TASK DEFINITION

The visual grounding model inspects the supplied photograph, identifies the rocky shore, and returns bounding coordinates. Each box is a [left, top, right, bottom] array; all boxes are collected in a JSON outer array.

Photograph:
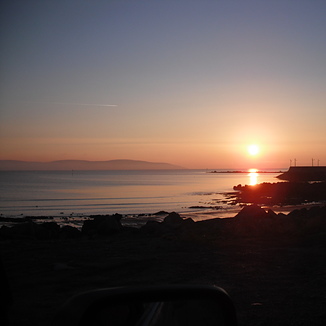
[[233, 181, 326, 206], [1, 205, 326, 325], [1, 205, 326, 241]]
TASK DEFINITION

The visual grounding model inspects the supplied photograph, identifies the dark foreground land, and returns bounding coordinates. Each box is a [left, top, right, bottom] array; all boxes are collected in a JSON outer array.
[[1, 205, 326, 326]]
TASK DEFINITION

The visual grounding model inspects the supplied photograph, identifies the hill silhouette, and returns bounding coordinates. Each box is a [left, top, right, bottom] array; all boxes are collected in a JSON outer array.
[[0, 159, 184, 171]]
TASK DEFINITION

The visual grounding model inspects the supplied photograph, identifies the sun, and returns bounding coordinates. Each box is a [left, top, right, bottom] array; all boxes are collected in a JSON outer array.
[[248, 144, 260, 156]]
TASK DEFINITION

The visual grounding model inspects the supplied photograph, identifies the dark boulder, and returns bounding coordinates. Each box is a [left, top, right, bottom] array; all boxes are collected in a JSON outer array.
[[0, 225, 12, 239], [33, 223, 52, 240], [1, 220, 36, 239], [81, 220, 96, 236], [232, 205, 278, 237], [163, 212, 184, 228], [82, 214, 123, 236], [266, 209, 278, 218], [235, 204, 269, 220], [141, 220, 167, 236], [153, 211, 169, 216], [307, 206, 322, 217], [287, 206, 326, 235], [142, 212, 195, 236], [41, 222, 61, 239], [60, 225, 81, 239], [288, 207, 308, 219], [182, 217, 195, 227], [0, 221, 60, 240]]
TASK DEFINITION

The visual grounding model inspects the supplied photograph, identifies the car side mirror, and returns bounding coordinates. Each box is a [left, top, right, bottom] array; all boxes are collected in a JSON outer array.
[[53, 285, 237, 326]]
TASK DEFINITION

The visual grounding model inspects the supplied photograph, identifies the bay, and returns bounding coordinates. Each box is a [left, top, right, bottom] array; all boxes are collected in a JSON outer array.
[[0, 170, 281, 221]]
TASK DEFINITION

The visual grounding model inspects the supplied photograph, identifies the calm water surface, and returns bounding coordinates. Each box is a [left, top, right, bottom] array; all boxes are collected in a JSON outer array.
[[0, 170, 281, 219]]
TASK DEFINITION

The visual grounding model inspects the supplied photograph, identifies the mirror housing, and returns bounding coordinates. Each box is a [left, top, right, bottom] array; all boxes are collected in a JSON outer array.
[[53, 285, 237, 326]]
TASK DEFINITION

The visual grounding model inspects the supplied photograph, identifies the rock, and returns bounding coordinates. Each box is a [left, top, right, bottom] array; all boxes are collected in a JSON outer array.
[[266, 209, 278, 218], [235, 205, 268, 220], [0, 225, 12, 239], [60, 225, 81, 239], [182, 218, 195, 227], [163, 212, 184, 228], [33, 223, 52, 240], [41, 222, 60, 239], [142, 213, 195, 236], [153, 211, 169, 216], [95, 215, 122, 235], [0, 221, 60, 240], [232, 205, 278, 237], [307, 206, 322, 217], [141, 220, 167, 235], [81, 214, 123, 236], [288, 208, 308, 219], [8, 220, 36, 239], [81, 220, 96, 236]]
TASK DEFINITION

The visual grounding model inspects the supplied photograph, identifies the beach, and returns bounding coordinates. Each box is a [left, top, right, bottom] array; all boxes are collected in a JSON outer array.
[[1, 204, 326, 326], [1, 173, 326, 325]]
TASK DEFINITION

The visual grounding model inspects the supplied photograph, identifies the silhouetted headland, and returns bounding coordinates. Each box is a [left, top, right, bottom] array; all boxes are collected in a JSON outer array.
[[277, 166, 326, 181], [233, 181, 326, 206]]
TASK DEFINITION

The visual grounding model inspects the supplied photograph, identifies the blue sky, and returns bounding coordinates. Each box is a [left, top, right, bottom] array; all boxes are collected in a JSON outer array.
[[1, 0, 326, 168]]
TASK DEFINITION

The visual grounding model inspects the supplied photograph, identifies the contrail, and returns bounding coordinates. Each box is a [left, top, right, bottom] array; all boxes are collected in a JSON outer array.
[[8, 100, 118, 107], [49, 102, 118, 107]]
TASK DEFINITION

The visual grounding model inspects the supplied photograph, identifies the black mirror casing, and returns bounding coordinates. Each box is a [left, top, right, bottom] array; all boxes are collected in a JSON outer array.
[[53, 285, 237, 326]]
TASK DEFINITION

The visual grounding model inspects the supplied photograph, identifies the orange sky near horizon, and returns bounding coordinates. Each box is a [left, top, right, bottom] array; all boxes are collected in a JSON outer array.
[[1, 1, 326, 169]]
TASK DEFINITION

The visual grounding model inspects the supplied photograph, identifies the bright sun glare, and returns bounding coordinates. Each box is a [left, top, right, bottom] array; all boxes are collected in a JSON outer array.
[[248, 144, 260, 156]]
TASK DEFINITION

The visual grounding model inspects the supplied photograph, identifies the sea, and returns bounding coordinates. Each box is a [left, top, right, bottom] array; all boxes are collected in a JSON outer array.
[[0, 169, 284, 227]]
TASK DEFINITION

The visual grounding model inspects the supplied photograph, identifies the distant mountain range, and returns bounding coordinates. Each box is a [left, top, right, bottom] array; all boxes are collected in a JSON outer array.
[[0, 159, 184, 171]]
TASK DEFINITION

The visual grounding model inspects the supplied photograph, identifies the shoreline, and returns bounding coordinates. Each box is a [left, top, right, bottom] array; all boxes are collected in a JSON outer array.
[[1, 180, 326, 232], [0, 206, 242, 230], [1, 202, 324, 231]]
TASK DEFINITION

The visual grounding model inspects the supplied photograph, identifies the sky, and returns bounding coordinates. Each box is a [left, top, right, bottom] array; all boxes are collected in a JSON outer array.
[[1, 0, 326, 169]]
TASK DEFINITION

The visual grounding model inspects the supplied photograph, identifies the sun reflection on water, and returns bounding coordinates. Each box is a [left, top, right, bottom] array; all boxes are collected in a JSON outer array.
[[248, 168, 258, 186]]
